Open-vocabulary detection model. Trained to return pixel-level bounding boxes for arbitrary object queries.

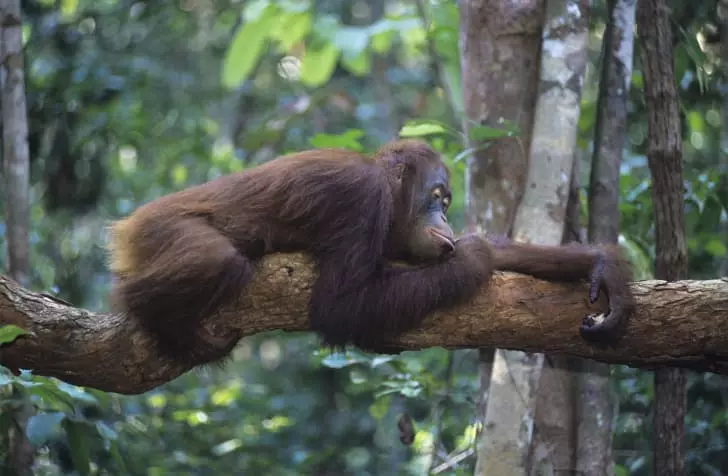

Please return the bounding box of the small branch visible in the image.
[431,448,475,474]
[0,253,727,394]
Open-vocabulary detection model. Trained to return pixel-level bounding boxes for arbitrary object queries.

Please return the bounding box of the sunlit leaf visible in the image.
[705,239,727,257]
[368,19,397,54]
[271,12,312,52]
[400,119,459,139]
[369,396,390,419]
[0,325,31,345]
[341,50,371,76]
[60,0,79,19]
[221,8,277,89]
[171,164,188,186]
[310,129,364,150]
[299,42,340,87]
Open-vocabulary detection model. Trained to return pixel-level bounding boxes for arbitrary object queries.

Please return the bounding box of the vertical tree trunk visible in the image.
[459,0,543,235]
[1,1,34,475]
[458,1,544,471]
[1,0,30,287]
[577,0,636,473]
[516,1,589,474]
[463,0,589,472]
[637,0,688,473]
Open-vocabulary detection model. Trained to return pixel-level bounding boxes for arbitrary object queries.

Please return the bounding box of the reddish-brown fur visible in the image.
[107,139,634,365]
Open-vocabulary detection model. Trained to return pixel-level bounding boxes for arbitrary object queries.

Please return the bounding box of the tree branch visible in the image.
[0,253,727,394]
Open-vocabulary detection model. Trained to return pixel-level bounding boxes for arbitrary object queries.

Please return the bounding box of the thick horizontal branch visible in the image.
[0,253,727,394]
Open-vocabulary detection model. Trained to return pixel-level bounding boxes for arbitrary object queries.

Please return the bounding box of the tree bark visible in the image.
[459,0,543,236]
[1,1,35,474]
[637,0,688,473]
[1,0,30,287]
[577,0,637,473]
[458,0,544,471]
[0,257,727,395]
[505,0,590,473]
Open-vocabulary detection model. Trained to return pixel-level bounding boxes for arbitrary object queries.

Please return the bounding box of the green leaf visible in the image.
[369,396,391,419]
[309,129,364,151]
[399,119,459,139]
[271,12,312,52]
[221,7,277,89]
[24,381,76,411]
[441,60,463,115]
[55,382,99,405]
[60,0,79,19]
[64,419,92,476]
[705,239,727,257]
[341,50,371,76]
[26,412,66,446]
[615,464,629,476]
[171,164,188,186]
[299,42,340,87]
[368,20,397,54]
[0,325,31,345]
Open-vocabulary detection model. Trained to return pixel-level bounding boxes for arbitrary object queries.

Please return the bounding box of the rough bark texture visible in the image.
[1,1,35,474]
[459,0,544,235]
[509,0,590,473]
[477,351,543,475]
[0,257,727,395]
[588,0,635,246]
[458,0,544,467]
[577,0,637,473]
[1,0,30,288]
[637,0,688,473]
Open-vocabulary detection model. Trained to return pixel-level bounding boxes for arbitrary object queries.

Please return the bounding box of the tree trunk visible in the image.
[1,0,34,474]
[517,1,590,473]
[637,0,688,472]
[1,0,30,286]
[577,0,637,473]
[458,0,545,470]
